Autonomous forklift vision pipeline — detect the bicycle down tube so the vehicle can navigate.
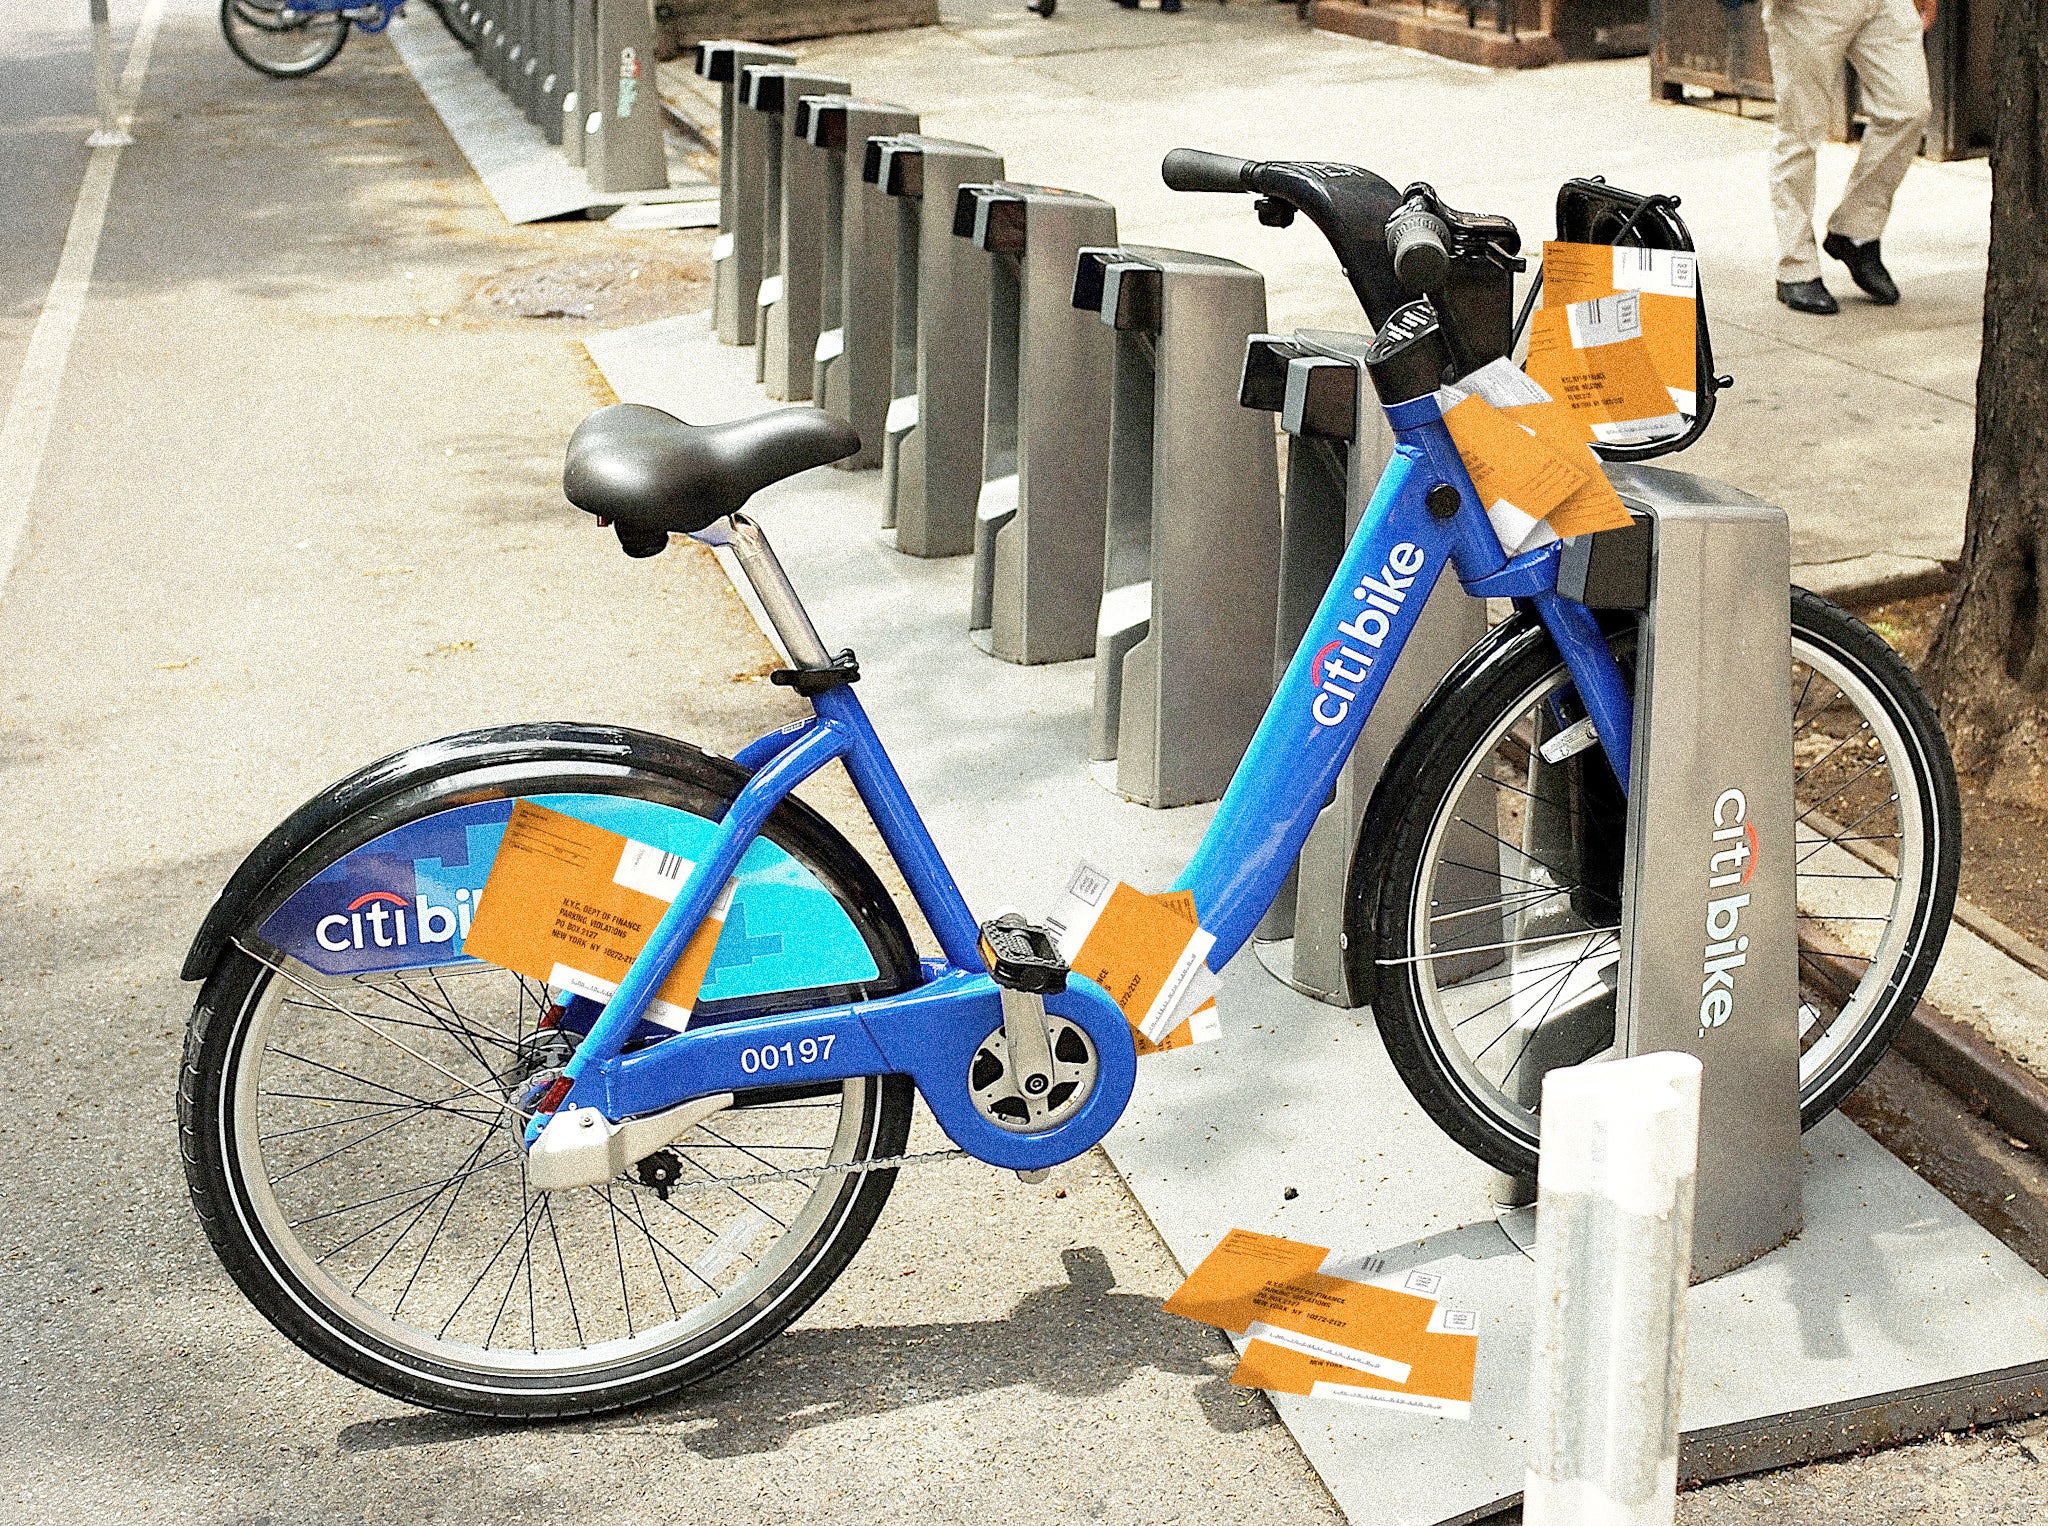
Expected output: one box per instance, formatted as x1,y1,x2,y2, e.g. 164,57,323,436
1174,392,1633,962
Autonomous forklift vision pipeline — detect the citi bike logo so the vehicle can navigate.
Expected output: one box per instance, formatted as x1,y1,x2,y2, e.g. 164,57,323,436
1699,787,1761,1035
1308,542,1426,727
316,889,479,954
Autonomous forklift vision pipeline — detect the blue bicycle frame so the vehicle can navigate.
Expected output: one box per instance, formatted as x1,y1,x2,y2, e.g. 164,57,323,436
527,390,1636,1173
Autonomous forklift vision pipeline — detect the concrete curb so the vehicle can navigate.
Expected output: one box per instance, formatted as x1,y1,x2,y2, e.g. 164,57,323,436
1811,903,2048,1153
1795,555,1957,610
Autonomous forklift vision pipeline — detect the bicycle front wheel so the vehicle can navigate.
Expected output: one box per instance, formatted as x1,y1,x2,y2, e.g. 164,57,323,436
180,740,921,1418
220,0,349,77
1357,588,1961,1177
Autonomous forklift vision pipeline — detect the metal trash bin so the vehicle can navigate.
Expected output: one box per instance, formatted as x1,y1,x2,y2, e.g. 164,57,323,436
954,183,1118,665
743,66,851,400
1071,246,1282,809
1239,330,1486,999
797,97,921,470
698,40,795,343
868,135,1005,555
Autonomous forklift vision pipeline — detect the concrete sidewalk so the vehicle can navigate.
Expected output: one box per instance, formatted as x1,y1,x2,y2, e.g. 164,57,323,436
665,0,1987,599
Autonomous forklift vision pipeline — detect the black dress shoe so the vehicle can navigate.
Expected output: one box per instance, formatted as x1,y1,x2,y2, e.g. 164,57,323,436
1776,278,1840,314
1823,233,1901,304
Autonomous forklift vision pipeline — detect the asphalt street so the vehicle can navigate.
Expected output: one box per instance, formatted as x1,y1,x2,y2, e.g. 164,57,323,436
1,3,2040,1524
0,6,1342,1522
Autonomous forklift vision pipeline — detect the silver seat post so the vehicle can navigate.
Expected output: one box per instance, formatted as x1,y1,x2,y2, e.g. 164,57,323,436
724,514,833,669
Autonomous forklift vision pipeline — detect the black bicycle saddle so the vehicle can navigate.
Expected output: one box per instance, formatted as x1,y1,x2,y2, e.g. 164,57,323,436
564,403,861,556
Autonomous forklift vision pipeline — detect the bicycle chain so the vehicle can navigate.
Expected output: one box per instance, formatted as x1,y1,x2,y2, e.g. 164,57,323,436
662,1146,970,1195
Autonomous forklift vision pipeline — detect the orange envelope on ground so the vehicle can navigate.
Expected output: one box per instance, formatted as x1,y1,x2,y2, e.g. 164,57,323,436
1163,1230,1439,1382
1232,1302,1480,1420
1044,863,1217,1045
462,800,729,1030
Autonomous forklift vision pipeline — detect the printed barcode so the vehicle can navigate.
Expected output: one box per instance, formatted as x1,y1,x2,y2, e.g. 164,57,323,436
1633,246,1654,271
655,851,685,883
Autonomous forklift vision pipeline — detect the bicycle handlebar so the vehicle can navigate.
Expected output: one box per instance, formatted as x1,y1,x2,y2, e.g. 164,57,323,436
1386,201,1452,294
1161,147,1255,195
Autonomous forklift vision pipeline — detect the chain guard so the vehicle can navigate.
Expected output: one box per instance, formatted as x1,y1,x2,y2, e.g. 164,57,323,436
969,1013,1098,1133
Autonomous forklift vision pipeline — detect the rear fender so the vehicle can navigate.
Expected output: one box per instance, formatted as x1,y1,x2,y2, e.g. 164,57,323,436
181,724,910,998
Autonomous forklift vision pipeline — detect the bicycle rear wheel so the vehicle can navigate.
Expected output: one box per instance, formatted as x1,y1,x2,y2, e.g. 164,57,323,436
180,742,921,1418
220,0,349,77
1357,589,1961,1177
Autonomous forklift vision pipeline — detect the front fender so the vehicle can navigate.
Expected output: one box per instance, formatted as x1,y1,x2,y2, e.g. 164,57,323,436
184,723,763,982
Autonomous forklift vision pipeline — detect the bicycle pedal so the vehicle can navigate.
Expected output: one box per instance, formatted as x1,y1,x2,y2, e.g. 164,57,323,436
978,912,1068,994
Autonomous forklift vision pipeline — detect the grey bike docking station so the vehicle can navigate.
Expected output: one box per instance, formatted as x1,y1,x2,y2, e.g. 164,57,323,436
562,0,591,167
744,69,851,401
1239,329,1486,995
1609,469,1805,1277
532,0,569,145
954,183,1117,665
869,136,1005,554
1071,246,1280,809
698,41,795,346
797,98,921,471
581,0,667,195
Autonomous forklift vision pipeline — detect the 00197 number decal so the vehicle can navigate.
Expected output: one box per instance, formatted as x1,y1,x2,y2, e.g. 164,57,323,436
740,1034,838,1074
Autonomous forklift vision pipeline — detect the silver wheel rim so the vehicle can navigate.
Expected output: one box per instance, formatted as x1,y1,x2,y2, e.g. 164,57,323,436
224,1,345,71
228,961,878,1385
1399,630,1928,1149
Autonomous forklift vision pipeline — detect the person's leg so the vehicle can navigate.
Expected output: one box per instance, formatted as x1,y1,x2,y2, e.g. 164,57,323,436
1828,0,1931,243
1764,0,1858,285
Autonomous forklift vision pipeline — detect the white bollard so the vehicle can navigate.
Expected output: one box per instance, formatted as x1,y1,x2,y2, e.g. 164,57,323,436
1525,1052,1702,1526
87,0,134,148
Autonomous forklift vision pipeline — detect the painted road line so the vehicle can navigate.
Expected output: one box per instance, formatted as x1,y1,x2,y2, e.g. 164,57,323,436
0,0,167,603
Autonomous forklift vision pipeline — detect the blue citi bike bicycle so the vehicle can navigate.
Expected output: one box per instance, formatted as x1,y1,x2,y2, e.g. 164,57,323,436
178,151,1962,1417
220,0,467,79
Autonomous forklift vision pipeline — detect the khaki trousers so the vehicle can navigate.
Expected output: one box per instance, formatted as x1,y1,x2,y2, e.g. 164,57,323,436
1762,0,1931,283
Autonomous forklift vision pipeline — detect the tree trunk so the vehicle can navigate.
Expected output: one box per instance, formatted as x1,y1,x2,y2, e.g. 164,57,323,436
1923,0,2048,806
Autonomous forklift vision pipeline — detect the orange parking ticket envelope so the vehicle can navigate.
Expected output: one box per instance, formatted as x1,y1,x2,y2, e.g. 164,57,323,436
1163,1230,1439,1383
1439,393,1586,552
1525,304,1684,447
1542,241,1700,413
1135,997,1221,1055
1232,1304,1480,1421
1043,863,1215,1045
1498,396,1637,540
461,800,729,1030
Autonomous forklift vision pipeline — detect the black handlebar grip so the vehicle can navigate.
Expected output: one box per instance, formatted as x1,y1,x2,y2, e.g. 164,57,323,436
1387,204,1453,294
1161,148,1254,194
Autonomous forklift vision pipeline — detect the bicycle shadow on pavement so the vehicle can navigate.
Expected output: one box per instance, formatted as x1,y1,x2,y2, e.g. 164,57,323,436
336,1246,1272,1457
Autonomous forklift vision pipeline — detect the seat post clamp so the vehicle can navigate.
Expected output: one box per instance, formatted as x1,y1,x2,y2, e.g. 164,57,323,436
770,649,861,696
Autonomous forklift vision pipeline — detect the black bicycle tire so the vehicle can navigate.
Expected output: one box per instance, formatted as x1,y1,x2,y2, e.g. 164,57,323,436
1354,588,1962,1178
179,747,921,1419
219,0,350,78
425,0,478,50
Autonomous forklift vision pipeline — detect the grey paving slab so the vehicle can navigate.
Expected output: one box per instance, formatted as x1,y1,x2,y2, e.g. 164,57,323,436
385,10,711,223
588,313,2048,1525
